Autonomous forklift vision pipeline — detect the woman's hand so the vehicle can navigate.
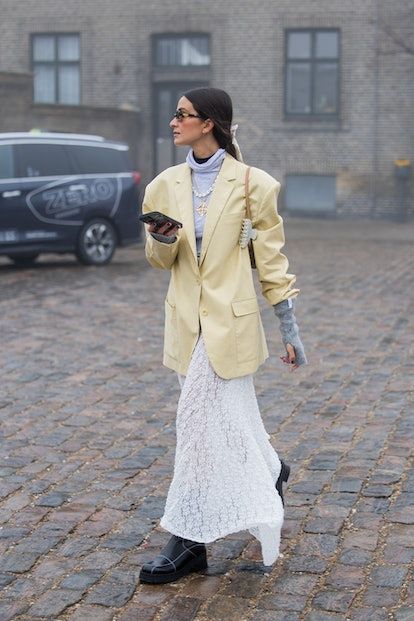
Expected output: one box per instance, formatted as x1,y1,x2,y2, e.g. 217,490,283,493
273,299,307,369
280,343,299,371
148,222,179,236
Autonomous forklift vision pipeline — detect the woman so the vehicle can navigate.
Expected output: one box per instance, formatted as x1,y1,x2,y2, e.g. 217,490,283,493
139,87,306,584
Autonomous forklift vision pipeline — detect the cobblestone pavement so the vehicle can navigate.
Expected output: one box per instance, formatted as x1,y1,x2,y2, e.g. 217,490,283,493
0,217,413,621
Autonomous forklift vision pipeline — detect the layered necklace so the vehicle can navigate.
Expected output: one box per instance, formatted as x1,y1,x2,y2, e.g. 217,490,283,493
192,174,219,216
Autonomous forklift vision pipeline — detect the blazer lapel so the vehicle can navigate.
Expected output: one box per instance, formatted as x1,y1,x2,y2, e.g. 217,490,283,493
198,155,237,267
175,165,197,263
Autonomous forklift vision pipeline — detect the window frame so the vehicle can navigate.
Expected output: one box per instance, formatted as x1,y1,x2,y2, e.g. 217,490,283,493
284,27,341,120
31,32,81,105
152,32,211,68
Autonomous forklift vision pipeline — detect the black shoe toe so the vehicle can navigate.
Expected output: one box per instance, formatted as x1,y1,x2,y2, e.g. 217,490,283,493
139,535,208,584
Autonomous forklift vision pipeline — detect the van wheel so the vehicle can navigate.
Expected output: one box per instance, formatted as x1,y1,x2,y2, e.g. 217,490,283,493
76,219,117,265
8,253,39,267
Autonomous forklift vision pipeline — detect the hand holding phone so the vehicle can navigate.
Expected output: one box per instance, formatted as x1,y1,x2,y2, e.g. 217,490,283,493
149,221,178,236
139,211,182,236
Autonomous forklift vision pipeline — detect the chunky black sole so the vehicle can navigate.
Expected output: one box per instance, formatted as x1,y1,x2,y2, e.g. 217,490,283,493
139,551,208,584
275,460,291,506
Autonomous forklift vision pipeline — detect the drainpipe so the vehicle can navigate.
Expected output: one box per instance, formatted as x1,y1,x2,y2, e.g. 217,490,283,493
370,0,380,217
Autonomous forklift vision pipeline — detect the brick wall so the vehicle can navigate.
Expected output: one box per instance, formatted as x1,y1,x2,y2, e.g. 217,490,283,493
0,72,33,131
0,0,412,217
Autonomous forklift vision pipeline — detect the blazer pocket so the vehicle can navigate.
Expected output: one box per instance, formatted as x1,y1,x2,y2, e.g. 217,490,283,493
232,298,259,316
164,298,178,360
231,297,260,362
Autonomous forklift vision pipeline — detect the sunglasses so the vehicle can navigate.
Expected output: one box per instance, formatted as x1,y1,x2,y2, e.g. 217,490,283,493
173,109,204,121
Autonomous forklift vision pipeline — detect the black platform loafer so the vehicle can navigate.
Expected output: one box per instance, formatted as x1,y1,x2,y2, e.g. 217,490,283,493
139,534,208,584
275,459,291,506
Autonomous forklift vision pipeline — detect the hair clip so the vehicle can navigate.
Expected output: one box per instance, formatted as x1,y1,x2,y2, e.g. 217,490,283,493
230,123,239,138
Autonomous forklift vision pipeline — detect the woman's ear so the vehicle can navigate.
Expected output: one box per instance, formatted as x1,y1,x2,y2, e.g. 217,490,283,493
203,118,215,134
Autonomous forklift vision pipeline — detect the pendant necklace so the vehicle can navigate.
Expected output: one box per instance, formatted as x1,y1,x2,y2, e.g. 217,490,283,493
192,174,218,216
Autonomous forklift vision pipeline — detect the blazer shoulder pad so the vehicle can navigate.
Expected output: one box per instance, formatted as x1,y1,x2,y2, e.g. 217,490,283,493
247,166,281,194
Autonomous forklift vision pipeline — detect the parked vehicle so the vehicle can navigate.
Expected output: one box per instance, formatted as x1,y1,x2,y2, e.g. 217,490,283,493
0,132,141,266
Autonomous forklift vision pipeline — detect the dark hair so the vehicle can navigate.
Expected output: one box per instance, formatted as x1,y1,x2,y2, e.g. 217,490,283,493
183,87,238,160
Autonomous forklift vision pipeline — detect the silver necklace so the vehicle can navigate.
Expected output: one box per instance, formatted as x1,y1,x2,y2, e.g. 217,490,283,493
192,174,219,216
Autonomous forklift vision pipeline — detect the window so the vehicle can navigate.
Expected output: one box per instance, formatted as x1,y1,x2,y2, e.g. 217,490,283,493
32,34,80,104
154,34,210,66
14,144,72,177
285,175,336,212
285,29,339,117
0,145,14,179
68,145,131,174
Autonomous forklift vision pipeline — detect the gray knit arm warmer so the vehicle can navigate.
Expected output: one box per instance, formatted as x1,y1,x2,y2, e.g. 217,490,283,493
150,232,177,244
273,299,307,366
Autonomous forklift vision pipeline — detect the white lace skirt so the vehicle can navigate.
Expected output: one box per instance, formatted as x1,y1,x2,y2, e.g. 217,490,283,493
159,333,284,566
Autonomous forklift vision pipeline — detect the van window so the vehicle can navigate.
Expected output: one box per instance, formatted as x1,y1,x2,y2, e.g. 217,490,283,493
14,143,73,177
68,145,131,174
0,145,14,179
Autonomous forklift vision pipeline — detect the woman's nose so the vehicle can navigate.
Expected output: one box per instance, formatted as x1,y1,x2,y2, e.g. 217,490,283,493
170,117,177,128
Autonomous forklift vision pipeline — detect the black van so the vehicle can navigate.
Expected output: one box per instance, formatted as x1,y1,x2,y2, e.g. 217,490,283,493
0,132,141,266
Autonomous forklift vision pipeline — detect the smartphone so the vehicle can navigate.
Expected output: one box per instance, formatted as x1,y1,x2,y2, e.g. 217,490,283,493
139,211,182,231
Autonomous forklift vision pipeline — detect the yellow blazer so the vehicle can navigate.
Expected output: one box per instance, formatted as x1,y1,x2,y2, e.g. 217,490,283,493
142,153,299,379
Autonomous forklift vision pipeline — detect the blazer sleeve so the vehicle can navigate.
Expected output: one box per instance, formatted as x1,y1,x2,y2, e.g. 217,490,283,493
142,183,180,270
253,181,300,306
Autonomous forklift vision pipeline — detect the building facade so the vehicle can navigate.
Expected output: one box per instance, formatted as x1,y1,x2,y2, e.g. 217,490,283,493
1,0,413,217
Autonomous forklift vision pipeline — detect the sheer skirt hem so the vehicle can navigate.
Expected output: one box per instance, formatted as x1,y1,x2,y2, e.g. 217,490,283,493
159,518,282,566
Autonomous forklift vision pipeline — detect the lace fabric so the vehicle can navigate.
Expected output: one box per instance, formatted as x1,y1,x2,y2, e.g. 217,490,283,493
160,333,284,566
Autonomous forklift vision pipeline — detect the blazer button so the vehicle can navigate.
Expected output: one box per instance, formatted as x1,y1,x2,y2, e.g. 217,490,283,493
196,277,201,285
201,309,208,316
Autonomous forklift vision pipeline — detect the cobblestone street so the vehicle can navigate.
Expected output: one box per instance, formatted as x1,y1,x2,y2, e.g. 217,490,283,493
0,217,413,621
